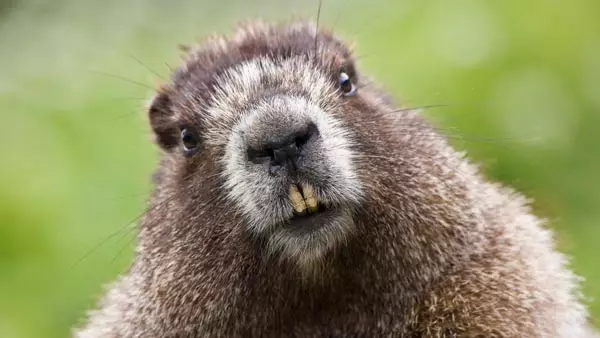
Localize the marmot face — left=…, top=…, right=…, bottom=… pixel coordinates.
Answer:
left=218, top=56, right=365, bottom=267
left=147, top=21, right=377, bottom=269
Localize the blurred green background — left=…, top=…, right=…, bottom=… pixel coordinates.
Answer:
left=0, top=0, right=598, bottom=337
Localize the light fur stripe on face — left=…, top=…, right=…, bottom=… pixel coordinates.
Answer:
left=205, top=56, right=340, bottom=145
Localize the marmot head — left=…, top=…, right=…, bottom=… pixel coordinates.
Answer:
left=146, top=20, right=456, bottom=273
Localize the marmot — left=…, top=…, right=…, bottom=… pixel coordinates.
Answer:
left=74, top=20, right=598, bottom=337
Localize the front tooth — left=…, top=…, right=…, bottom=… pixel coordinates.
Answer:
left=289, top=185, right=307, bottom=214
left=302, top=183, right=319, bottom=213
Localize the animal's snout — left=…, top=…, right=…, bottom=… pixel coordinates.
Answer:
left=247, top=122, right=319, bottom=174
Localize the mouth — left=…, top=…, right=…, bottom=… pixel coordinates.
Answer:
left=285, top=183, right=336, bottom=233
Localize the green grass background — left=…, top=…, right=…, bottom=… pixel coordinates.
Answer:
left=0, top=0, right=598, bottom=337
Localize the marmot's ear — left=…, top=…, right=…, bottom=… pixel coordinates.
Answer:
left=146, top=90, right=179, bottom=151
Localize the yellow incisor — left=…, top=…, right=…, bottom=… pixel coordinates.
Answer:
left=301, top=184, right=319, bottom=213
left=289, top=184, right=319, bottom=214
left=289, top=185, right=307, bottom=214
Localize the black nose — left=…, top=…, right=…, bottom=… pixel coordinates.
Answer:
left=247, top=122, right=319, bottom=172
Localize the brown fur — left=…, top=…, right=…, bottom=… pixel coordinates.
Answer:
left=74, top=20, right=597, bottom=337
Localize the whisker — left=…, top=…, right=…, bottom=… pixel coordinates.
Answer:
left=69, top=207, right=148, bottom=270
left=352, top=11, right=387, bottom=39
left=381, top=128, right=522, bottom=148
left=314, top=0, right=323, bottom=64
left=165, top=62, right=175, bottom=73
left=91, top=169, right=227, bottom=266
left=379, top=104, right=451, bottom=115
left=125, top=53, right=166, bottom=81
left=109, top=229, right=137, bottom=264
left=433, top=131, right=528, bottom=147
left=90, top=70, right=155, bottom=91
left=113, top=109, right=143, bottom=121
left=353, top=53, right=374, bottom=63
left=372, top=105, right=534, bottom=147
left=109, top=181, right=223, bottom=264
left=70, top=225, right=130, bottom=269
left=356, top=80, right=374, bottom=90
left=75, top=201, right=166, bottom=268
left=100, top=190, right=153, bottom=202
left=94, top=96, right=147, bottom=104
left=71, top=172, right=201, bottom=268
left=329, top=0, right=350, bottom=34
left=357, top=151, right=472, bottom=193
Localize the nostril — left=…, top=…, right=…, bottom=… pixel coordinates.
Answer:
left=247, top=122, right=319, bottom=167
left=247, top=147, right=275, bottom=164
left=294, top=134, right=308, bottom=148
left=294, top=122, right=319, bottom=149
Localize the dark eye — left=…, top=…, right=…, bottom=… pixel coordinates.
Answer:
left=181, top=128, right=200, bottom=154
left=338, top=71, right=356, bottom=96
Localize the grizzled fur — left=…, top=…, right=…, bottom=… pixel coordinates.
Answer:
left=74, top=20, right=598, bottom=337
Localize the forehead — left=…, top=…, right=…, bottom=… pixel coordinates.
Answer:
left=168, top=21, right=354, bottom=103
left=208, top=56, right=339, bottom=120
